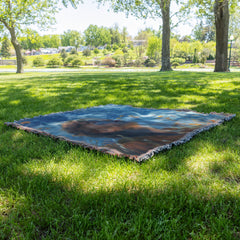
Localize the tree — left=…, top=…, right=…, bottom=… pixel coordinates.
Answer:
left=146, top=36, right=162, bottom=63
left=229, top=5, right=240, bottom=40
left=40, top=34, right=61, bottom=48
left=61, top=30, right=83, bottom=49
left=134, top=28, right=154, bottom=44
left=20, top=29, right=42, bottom=51
left=0, top=0, right=61, bottom=73
left=193, top=21, right=215, bottom=42
left=96, top=0, right=177, bottom=71
left=214, top=0, right=229, bottom=71
left=121, top=27, right=129, bottom=44
left=1, top=36, right=11, bottom=59
left=84, top=25, right=111, bottom=47
left=109, top=24, right=121, bottom=45
left=0, top=0, right=82, bottom=73
left=188, top=0, right=239, bottom=72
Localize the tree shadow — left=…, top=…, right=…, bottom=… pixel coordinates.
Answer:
left=0, top=71, right=240, bottom=239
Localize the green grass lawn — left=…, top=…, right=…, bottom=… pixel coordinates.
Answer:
left=0, top=71, right=239, bottom=239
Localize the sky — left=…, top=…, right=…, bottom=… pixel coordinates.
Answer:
left=40, top=1, right=195, bottom=37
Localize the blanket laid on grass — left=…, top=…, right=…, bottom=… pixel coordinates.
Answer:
left=5, top=105, right=235, bottom=162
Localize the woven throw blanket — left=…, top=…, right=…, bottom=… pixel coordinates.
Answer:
left=5, top=105, right=235, bottom=162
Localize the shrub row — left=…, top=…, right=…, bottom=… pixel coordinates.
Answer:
left=33, top=56, right=83, bottom=68
left=32, top=56, right=159, bottom=68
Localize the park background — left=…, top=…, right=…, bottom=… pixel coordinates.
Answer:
left=0, top=1, right=239, bottom=71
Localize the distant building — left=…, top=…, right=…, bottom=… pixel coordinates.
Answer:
left=58, top=46, right=75, bottom=53
left=78, top=45, right=89, bottom=52
left=39, top=48, right=58, bottom=54
left=132, top=40, right=147, bottom=47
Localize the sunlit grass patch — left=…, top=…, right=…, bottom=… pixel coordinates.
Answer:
left=0, top=71, right=239, bottom=239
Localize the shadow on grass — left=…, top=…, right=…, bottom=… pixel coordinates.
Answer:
left=0, top=71, right=240, bottom=239
left=1, top=141, right=239, bottom=239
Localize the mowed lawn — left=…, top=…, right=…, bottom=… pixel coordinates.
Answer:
left=0, top=71, right=239, bottom=239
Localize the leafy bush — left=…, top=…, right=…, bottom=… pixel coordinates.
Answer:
left=170, top=58, right=185, bottom=65
left=103, top=49, right=108, bottom=55
left=94, top=58, right=101, bottom=66
left=47, top=57, right=63, bottom=68
left=64, top=56, right=75, bottom=66
left=171, top=62, right=180, bottom=68
left=112, top=44, right=119, bottom=51
left=123, top=53, right=130, bottom=67
left=173, top=50, right=187, bottom=59
left=133, top=58, right=143, bottom=67
left=102, top=57, right=116, bottom=67
left=200, top=56, right=207, bottom=64
left=106, top=45, right=112, bottom=51
left=114, top=49, right=124, bottom=56
left=82, top=49, right=91, bottom=57
left=70, top=48, right=78, bottom=55
left=64, top=56, right=83, bottom=67
left=112, top=55, right=123, bottom=67
left=60, top=49, right=68, bottom=60
left=33, top=56, right=45, bottom=67
left=71, top=57, right=83, bottom=67
left=144, top=58, right=156, bottom=67
left=93, top=48, right=99, bottom=54
left=147, top=36, right=161, bottom=63
left=122, top=47, right=128, bottom=53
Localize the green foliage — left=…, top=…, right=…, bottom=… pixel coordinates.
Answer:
left=0, top=72, right=240, bottom=239
left=0, top=37, right=11, bottom=59
left=0, top=0, right=59, bottom=32
left=40, top=34, right=61, bottom=48
left=146, top=36, right=161, bottom=62
left=112, top=43, right=119, bottom=51
left=84, top=25, right=111, bottom=47
left=19, top=29, right=42, bottom=51
left=112, top=55, right=123, bottom=67
left=103, top=49, right=108, bottom=55
left=47, top=57, right=63, bottom=68
left=33, top=56, right=45, bottom=67
left=94, top=58, right=101, bottom=66
left=102, top=57, right=116, bottom=67
left=144, top=58, right=156, bottom=67
left=123, top=53, right=131, bottom=66
left=71, top=57, right=83, bottom=67
left=171, top=39, right=216, bottom=62
left=93, top=48, right=100, bottom=54
left=60, top=49, right=68, bottom=60
left=171, top=62, right=180, bottom=68
left=109, top=24, right=121, bottom=45
left=64, top=55, right=83, bottom=67
left=114, top=49, right=124, bottom=55
left=122, top=47, right=128, bottom=53
left=229, top=5, right=240, bottom=41
left=0, top=0, right=76, bottom=73
left=22, top=56, right=28, bottom=65
left=193, top=21, right=215, bottom=42
left=135, top=28, right=154, bottom=42
left=133, top=58, right=144, bottom=67
left=61, top=30, right=83, bottom=49
left=106, top=44, right=112, bottom=51
left=70, top=48, right=78, bottom=55
left=82, top=49, right=91, bottom=57
left=64, top=55, right=76, bottom=66
left=170, top=58, right=186, bottom=65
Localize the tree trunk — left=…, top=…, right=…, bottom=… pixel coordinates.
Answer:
left=160, top=0, right=172, bottom=71
left=214, top=0, right=229, bottom=72
left=9, top=27, right=24, bottom=73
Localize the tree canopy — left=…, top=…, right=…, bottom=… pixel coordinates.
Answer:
left=84, top=25, right=111, bottom=47
left=0, top=0, right=82, bottom=73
